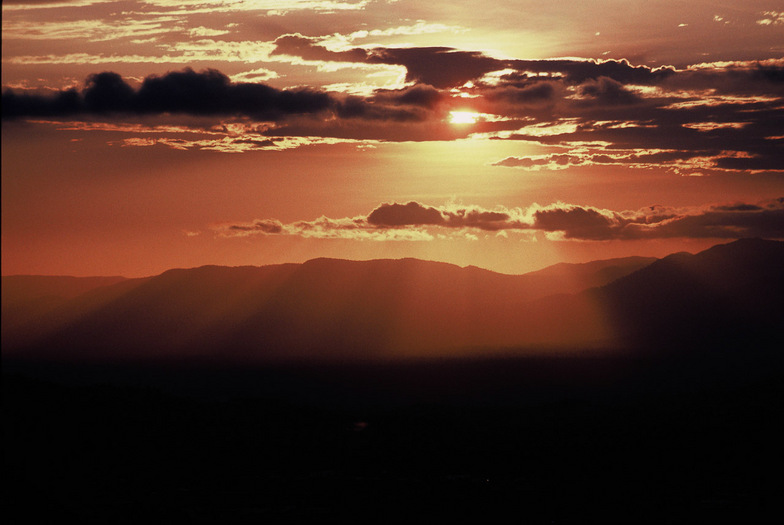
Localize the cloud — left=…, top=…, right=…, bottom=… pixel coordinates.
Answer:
left=2, top=69, right=335, bottom=121
left=270, top=39, right=676, bottom=90
left=756, top=11, right=784, bottom=25
left=477, top=60, right=783, bottom=174
left=532, top=204, right=620, bottom=240
left=228, top=219, right=284, bottom=234
left=575, top=77, right=643, bottom=106
left=3, top=57, right=783, bottom=172
left=272, top=33, right=370, bottom=63
left=367, top=202, right=529, bottom=231
left=278, top=48, right=781, bottom=172
left=1, top=15, right=184, bottom=42
left=371, top=84, right=445, bottom=109
left=5, top=38, right=278, bottom=66
left=272, top=37, right=506, bottom=88
left=112, top=134, right=360, bottom=153
left=621, top=199, right=784, bottom=239
left=495, top=92, right=784, bottom=174
left=136, top=69, right=333, bottom=118
left=341, top=20, right=462, bottom=41
left=367, top=202, right=446, bottom=226
left=484, top=81, right=558, bottom=105
left=368, top=47, right=505, bottom=89
left=493, top=154, right=584, bottom=170
left=139, top=0, right=371, bottom=14
left=216, top=198, right=784, bottom=242
left=1, top=0, right=113, bottom=9
left=1, top=69, right=447, bottom=128
left=502, top=59, right=675, bottom=85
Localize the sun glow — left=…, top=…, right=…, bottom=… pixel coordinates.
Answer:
left=449, top=111, right=480, bottom=124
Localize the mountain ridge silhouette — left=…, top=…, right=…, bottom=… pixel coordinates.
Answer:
left=3, top=239, right=781, bottom=362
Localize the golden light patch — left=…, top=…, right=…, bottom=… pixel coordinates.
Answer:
left=449, top=111, right=480, bottom=124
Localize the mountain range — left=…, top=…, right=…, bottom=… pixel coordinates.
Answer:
left=3, top=238, right=782, bottom=362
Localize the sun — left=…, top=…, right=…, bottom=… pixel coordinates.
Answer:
left=449, top=111, right=480, bottom=124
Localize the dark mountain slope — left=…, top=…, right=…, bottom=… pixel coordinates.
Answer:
left=593, top=238, right=784, bottom=352
left=1, top=275, right=128, bottom=325
left=1, top=275, right=146, bottom=348
left=512, top=255, right=657, bottom=298
left=2, top=275, right=128, bottom=303
left=4, top=240, right=781, bottom=362
left=2, top=256, right=653, bottom=361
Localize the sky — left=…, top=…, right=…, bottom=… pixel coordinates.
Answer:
left=2, top=0, right=783, bottom=277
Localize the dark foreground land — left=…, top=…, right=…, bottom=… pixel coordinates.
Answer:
left=4, top=351, right=783, bottom=524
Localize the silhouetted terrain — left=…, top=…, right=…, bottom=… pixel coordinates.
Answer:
left=3, top=254, right=656, bottom=361
left=4, top=240, right=783, bottom=523
left=1, top=275, right=130, bottom=332
left=594, top=238, right=784, bottom=352
left=5, top=239, right=783, bottom=362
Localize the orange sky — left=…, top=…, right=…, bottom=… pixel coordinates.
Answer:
left=2, top=0, right=783, bottom=277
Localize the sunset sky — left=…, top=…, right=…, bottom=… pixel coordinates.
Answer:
left=2, top=0, right=783, bottom=277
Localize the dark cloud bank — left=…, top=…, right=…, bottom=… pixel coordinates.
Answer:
left=3, top=42, right=783, bottom=172
left=2, top=69, right=335, bottom=121
left=1, top=68, right=448, bottom=123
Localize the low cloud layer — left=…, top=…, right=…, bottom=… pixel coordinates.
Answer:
left=216, top=198, right=784, bottom=242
